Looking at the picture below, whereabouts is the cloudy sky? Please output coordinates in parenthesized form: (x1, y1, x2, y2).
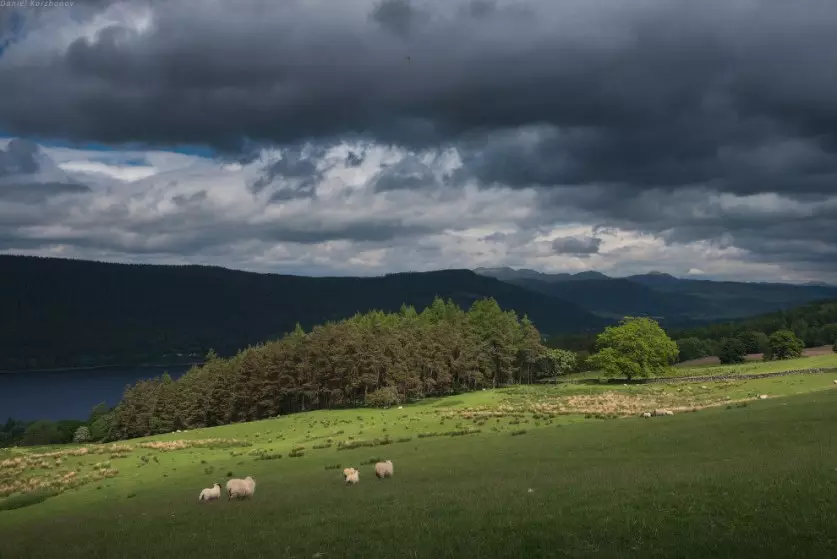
(1, 0, 836, 283)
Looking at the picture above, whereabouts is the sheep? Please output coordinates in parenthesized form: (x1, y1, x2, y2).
(641, 412, 652, 418)
(198, 483, 221, 502)
(758, 394, 768, 400)
(652, 409, 673, 417)
(226, 476, 256, 500)
(374, 460, 394, 479)
(342, 467, 359, 485)
(833, 380, 837, 385)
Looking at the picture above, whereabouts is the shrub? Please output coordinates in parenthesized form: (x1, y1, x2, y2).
(256, 453, 282, 461)
(72, 426, 91, 444)
(288, 450, 305, 458)
(510, 430, 527, 436)
(324, 464, 342, 471)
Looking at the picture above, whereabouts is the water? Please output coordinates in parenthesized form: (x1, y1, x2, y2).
(0, 365, 194, 421)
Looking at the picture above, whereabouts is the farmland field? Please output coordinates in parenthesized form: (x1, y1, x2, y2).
(2, 360, 836, 558)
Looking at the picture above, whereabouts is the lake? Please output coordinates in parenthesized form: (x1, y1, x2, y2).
(0, 365, 195, 421)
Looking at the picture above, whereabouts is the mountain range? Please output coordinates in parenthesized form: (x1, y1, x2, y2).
(475, 267, 837, 325)
(2, 256, 836, 372)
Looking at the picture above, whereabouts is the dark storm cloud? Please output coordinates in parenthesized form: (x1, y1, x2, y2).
(3, 0, 836, 167)
(551, 235, 602, 256)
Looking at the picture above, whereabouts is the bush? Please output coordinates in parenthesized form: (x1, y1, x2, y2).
(72, 426, 91, 444)
(364, 386, 400, 408)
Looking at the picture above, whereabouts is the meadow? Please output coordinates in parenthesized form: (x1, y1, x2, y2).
(1, 360, 836, 558)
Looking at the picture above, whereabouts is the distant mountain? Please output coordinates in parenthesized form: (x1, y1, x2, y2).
(474, 267, 611, 283)
(506, 277, 706, 322)
(0, 255, 607, 372)
(477, 267, 837, 326)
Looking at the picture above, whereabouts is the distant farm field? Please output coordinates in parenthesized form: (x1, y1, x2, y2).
(677, 344, 834, 368)
(2, 358, 837, 558)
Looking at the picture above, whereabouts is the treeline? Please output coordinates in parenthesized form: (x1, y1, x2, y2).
(0, 404, 113, 448)
(110, 298, 575, 441)
(671, 300, 837, 362)
(548, 300, 837, 364)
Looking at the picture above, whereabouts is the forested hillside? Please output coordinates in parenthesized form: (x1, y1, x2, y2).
(0, 255, 603, 372)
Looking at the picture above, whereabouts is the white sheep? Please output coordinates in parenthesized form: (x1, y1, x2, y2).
(641, 412, 652, 418)
(343, 467, 359, 485)
(198, 483, 221, 502)
(653, 409, 674, 417)
(758, 394, 768, 400)
(833, 380, 837, 385)
(374, 460, 394, 479)
(226, 476, 256, 500)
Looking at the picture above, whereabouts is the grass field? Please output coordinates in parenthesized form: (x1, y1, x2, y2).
(2, 360, 837, 558)
(561, 350, 837, 382)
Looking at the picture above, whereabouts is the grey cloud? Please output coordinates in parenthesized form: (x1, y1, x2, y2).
(0, 139, 40, 176)
(171, 190, 207, 207)
(370, 0, 423, 35)
(551, 235, 602, 256)
(0, 181, 91, 204)
(371, 155, 438, 192)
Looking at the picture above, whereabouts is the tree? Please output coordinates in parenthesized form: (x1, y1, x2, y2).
(766, 329, 804, 360)
(718, 338, 747, 364)
(73, 426, 91, 443)
(587, 317, 679, 380)
(20, 420, 62, 446)
(536, 348, 577, 378)
(737, 331, 769, 355)
(676, 337, 712, 362)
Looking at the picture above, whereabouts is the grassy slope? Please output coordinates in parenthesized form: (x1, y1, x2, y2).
(2, 365, 837, 558)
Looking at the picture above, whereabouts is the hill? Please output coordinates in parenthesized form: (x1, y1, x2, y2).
(476, 267, 837, 325)
(505, 277, 706, 322)
(0, 255, 605, 372)
(1, 368, 836, 558)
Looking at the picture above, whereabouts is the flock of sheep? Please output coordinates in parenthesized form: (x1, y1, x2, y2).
(197, 460, 394, 503)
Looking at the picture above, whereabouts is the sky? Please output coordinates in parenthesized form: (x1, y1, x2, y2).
(1, 0, 836, 283)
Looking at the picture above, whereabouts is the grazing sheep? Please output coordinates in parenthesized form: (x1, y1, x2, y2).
(641, 412, 652, 418)
(652, 409, 674, 417)
(198, 483, 221, 502)
(342, 467, 359, 485)
(226, 476, 256, 500)
(833, 380, 837, 385)
(758, 394, 768, 400)
(374, 460, 394, 479)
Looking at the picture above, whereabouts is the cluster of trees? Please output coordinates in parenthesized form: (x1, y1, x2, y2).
(671, 300, 837, 363)
(0, 403, 114, 448)
(110, 298, 576, 441)
(549, 300, 837, 365)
